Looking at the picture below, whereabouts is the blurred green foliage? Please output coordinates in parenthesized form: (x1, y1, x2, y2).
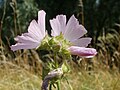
(83, 0, 120, 44)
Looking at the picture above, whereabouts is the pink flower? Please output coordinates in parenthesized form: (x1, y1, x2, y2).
(68, 46, 97, 58)
(50, 15, 97, 57)
(50, 15, 91, 47)
(10, 10, 46, 51)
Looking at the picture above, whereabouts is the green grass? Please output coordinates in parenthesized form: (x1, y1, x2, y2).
(0, 61, 120, 90)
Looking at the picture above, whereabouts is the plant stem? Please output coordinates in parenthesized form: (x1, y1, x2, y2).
(54, 53, 58, 68)
(0, 0, 7, 51)
(56, 80, 60, 90)
(78, 0, 84, 25)
(49, 83, 52, 90)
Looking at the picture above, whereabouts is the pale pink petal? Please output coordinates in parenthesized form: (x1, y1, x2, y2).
(15, 33, 39, 44)
(64, 15, 87, 41)
(38, 10, 46, 37)
(50, 19, 60, 36)
(28, 10, 46, 41)
(68, 46, 97, 58)
(28, 20, 43, 41)
(51, 29, 58, 36)
(10, 10, 46, 51)
(10, 42, 39, 51)
(56, 15, 66, 34)
(71, 38, 92, 47)
(50, 15, 66, 36)
(10, 33, 40, 51)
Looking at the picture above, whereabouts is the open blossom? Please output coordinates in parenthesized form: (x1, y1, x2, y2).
(50, 14, 97, 57)
(10, 10, 46, 51)
(50, 15, 92, 47)
(68, 46, 97, 58)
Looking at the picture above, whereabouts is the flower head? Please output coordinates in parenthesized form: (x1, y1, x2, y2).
(10, 10, 46, 51)
(50, 14, 97, 58)
(50, 15, 91, 47)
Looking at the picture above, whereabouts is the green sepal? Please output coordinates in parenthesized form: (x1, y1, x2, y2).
(61, 62, 70, 73)
(36, 35, 51, 50)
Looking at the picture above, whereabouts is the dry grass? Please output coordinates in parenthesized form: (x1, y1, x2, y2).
(0, 61, 42, 90)
(0, 61, 120, 90)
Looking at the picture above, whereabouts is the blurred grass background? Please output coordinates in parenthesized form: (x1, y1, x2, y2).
(0, 0, 120, 90)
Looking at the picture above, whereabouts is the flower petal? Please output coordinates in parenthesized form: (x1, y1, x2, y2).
(28, 10, 46, 41)
(10, 42, 39, 51)
(10, 10, 46, 51)
(38, 10, 46, 37)
(10, 33, 40, 51)
(15, 33, 39, 44)
(28, 20, 44, 41)
(68, 46, 97, 58)
(71, 38, 92, 47)
(64, 15, 87, 41)
(56, 15, 66, 34)
(50, 15, 66, 36)
(50, 19, 60, 36)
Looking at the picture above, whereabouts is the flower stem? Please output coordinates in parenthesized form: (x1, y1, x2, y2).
(56, 80, 60, 90)
(49, 84, 52, 90)
(54, 53, 58, 68)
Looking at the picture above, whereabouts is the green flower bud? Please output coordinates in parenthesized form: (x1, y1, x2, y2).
(61, 63, 70, 73)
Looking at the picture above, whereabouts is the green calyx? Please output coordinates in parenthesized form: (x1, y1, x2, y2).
(37, 34, 72, 58)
